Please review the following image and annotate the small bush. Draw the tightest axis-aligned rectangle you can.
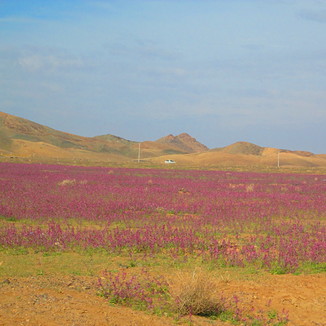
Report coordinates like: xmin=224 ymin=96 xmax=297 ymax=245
xmin=171 ymin=268 xmax=225 ymax=317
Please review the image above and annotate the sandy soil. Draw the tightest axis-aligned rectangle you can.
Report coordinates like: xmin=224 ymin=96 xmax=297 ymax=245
xmin=0 ymin=273 xmax=325 ymax=326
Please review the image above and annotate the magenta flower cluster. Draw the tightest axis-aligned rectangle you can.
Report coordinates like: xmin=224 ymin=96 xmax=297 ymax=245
xmin=0 ymin=163 xmax=325 ymax=272
xmin=98 ymin=268 xmax=169 ymax=310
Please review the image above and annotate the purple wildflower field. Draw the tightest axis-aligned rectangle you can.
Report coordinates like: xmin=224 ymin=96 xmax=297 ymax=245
xmin=0 ymin=162 xmax=325 ymax=273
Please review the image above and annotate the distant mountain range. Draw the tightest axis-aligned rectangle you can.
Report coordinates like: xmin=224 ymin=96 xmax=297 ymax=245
xmin=0 ymin=111 xmax=325 ymax=168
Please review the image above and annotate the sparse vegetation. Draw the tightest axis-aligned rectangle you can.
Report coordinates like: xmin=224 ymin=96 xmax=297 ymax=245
xmin=97 ymin=267 xmax=290 ymax=325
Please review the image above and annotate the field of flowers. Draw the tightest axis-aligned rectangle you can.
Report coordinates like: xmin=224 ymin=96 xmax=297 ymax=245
xmin=0 ymin=162 xmax=325 ymax=275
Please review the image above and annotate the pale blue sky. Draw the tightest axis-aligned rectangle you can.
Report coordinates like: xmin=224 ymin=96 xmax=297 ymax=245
xmin=1 ymin=0 xmax=326 ymax=153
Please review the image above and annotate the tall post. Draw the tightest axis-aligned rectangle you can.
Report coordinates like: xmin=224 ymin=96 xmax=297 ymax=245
xmin=277 ymin=150 xmax=280 ymax=168
xmin=138 ymin=143 xmax=141 ymax=163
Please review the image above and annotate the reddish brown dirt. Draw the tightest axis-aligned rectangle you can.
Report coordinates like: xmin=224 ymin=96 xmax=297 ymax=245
xmin=221 ymin=273 xmax=326 ymax=326
xmin=0 ymin=274 xmax=325 ymax=326
xmin=0 ymin=276 xmax=173 ymax=326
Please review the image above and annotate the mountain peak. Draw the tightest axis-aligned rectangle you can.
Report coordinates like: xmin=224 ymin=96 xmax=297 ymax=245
xmin=156 ymin=133 xmax=208 ymax=153
xmin=178 ymin=132 xmax=191 ymax=137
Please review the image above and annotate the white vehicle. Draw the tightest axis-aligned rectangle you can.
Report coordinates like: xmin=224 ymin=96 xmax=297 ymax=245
xmin=165 ymin=159 xmax=176 ymax=164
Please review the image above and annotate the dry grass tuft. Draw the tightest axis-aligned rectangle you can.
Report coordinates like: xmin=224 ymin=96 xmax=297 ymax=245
xmin=246 ymin=183 xmax=255 ymax=192
xmin=57 ymin=179 xmax=76 ymax=186
xmin=57 ymin=179 xmax=88 ymax=186
xmin=171 ymin=268 xmax=224 ymax=317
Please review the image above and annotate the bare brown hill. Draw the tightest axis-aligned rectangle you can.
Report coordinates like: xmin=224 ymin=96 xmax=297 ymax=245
xmin=152 ymin=141 xmax=326 ymax=169
xmin=157 ymin=133 xmax=209 ymax=153
xmin=212 ymin=141 xmax=316 ymax=158
xmin=0 ymin=111 xmax=101 ymax=151
xmin=151 ymin=150 xmax=326 ymax=169
xmin=0 ymin=112 xmax=197 ymax=162
xmin=212 ymin=141 xmax=265 ymax=156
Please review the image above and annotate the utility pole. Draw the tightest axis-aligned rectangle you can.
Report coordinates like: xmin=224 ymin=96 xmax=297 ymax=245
xmin=277 ymin=150 xmax=280 ymax=168
xmin=137 ymin=143 xmax=141 ymax=163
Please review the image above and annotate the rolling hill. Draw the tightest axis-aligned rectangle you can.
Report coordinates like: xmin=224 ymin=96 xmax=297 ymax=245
xmin=0 ymin=112 xmax=205 ymax=162
xmin=150 ymin=142 xmax=326 ymax=168
xmin=0 ymin=111 xmax=325 ymax=169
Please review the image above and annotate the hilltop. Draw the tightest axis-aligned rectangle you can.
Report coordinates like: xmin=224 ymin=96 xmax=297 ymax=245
xmin=156 ymin=133 xmax=209 ymax=153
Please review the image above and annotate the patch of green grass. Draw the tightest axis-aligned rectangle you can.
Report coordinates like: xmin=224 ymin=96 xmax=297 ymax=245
xmin=217 ymin=309 xmax=289 ymax=326
xmin=0 ymin=246 xmax=29 ymax=255
xmin=42 ymin=251 xmax=62 ymax=257
xmin=0 ymin=250 xmax=111 ymax=277
xmin=299 ymin=262 xmax=326 ymax=274
xmin=270 ymin=264 xmax=288 ymax=275
xmin=0 ymin=249 xmax=166 ymax=277
xmin=218 ymin=310 xmax=238 ymax=323
xmin=0 ymin=215 xmax=17 ymax=222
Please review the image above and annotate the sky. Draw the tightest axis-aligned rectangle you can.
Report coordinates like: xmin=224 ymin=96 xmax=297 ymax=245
xmin=1 ymin=0 xmax=326 ymax=153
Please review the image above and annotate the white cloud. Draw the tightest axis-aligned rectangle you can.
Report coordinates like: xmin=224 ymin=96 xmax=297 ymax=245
xmin=18 ymin=54 xmax=84 ymax=72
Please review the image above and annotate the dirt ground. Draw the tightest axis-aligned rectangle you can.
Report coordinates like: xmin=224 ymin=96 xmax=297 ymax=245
xmin=0 ymin=273 xmax=325 ymax=326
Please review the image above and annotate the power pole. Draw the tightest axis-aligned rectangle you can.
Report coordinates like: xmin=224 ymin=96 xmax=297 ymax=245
xmin=138 ymin=143 xmax=141 ymax=163
xmin=277 ymin=150 xmax=280 ymax=168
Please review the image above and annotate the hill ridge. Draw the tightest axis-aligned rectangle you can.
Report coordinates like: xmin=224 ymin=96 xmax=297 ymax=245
xmin=0 ymin=111 xmax=204 ymax=160
xmin=0 ymin=111 xmax=325 ymax=168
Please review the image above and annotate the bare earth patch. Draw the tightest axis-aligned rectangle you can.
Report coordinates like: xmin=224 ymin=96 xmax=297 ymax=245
xmin=0 ymin=273 xmax=325 ymax=326
xmin=0 ymin=275 xmax=172 ymax=326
